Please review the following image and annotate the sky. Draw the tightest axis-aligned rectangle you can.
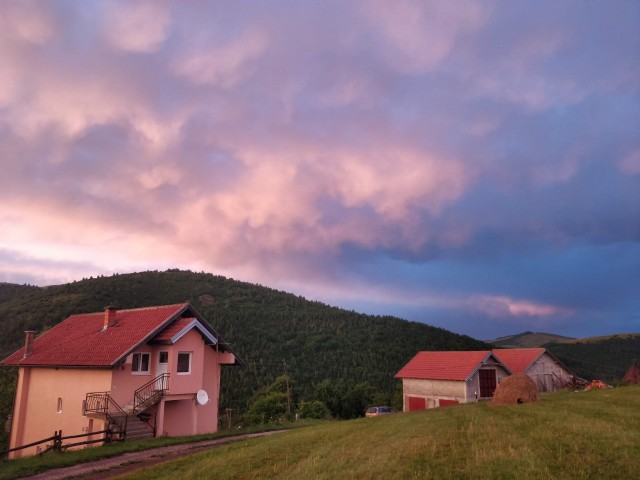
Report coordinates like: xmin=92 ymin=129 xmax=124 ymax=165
xmin=0 ymin=0 xmax=639 ymax=340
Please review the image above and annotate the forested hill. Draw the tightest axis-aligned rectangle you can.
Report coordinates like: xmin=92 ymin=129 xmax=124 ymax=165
xmin=0 ymin=270 xmax=488 ymax=411
xmin=544 ymin=335 xmax=640 ymax=383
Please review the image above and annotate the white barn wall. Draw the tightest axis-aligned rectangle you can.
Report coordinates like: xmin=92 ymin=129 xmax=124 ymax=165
xmin=402 ymin=378 xmax=467 ymax=410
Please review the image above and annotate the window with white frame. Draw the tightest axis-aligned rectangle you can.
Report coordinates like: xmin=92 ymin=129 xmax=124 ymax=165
xmin=131 ymin=352 xmax=150 ymax=374
xmin=177 ymin=352 xmax=191 ymax=374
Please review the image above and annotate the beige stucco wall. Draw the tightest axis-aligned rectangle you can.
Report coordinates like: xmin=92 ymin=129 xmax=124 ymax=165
xmin=10 ymin=367 xmax=111 ymax=458
xmin=526 ymin=353 xmax=573 ymax=392
xmin=402 ymin=378 xmax=467 ymax=411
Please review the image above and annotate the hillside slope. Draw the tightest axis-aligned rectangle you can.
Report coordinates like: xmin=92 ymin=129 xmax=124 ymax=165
xmin=0 ymin=270 xmax=487 ymax=413
xmin=118 ymin=388 xmax=640 ymax=480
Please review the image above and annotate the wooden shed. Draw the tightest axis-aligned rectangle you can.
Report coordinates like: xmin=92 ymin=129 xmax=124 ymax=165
xmin=492 ymin=348 xmax=574 ymax=392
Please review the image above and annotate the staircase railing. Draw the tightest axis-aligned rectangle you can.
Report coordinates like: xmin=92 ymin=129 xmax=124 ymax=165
xmin=134 ymin=373 xmax=170 ymax=414
xmin=84 ymin=392 xmax=128 ymax=440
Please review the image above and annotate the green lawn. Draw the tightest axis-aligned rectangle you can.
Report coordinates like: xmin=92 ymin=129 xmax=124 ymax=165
xmin=116 ymin=387 xmax=640 ymax=480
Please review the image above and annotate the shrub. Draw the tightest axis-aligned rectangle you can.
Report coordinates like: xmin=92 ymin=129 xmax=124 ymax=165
xmin=298 ymin=400 xmax=330 ymax=420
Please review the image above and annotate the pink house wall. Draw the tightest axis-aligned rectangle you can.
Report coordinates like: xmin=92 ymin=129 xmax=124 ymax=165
xmin=9 ymin=325 xmax=236 ymax=455
xmin=165 ymin=329 xmax=204 ymax=394
xmin=162 ymin=400 xmax=194 ymax=436
xmin=156 ymin=330 xmax=234 ymax=436
xmin=196 ymin=346 xmax=221 ymax=433
xmin=110 ymin=346 xmax=155 ymax=406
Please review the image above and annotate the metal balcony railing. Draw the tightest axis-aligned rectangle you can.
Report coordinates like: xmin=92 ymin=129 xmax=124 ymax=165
xmin=133 ymin=373 xmax=169 ymax=414
xmin=84 ymin=392 xmax=128 ymax=439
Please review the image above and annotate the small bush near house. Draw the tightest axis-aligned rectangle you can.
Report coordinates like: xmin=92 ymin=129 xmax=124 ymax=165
xmin=298 ymin=400 xmax=330 ymax=420
xmin=243 ymin=392 xmax=289 ymax=425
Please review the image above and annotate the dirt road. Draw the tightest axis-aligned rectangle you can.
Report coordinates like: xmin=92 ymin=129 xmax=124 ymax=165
xmin=20 ymin=431 xmax=285 ymax=480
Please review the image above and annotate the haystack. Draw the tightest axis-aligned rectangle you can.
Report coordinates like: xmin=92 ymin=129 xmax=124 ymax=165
xmin=622 ymin=364 xmax=640 ymax=385
xmin=492 ymin=373 xmax=540 ymax=405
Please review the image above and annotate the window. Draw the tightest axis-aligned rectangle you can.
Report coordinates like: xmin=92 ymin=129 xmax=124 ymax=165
xmin=177 ymin=352 xmax=191 ymax=374
xmin=57 ymin=397 xmax=63 ymax=413
xmin=132 ymin=352 xmax=150 ymax=374
xmin=159 ymin=351 xmax=169 ymax=364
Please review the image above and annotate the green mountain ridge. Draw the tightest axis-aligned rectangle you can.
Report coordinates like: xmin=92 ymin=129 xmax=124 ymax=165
xmin=0 ymin=270 xmax=487 ymax=423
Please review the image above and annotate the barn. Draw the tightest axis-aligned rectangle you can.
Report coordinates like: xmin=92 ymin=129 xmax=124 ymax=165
xmin=395 ymin=351 xmax=511 ymax=411
xmin=492 ymin=348 xmax=574 ymax=392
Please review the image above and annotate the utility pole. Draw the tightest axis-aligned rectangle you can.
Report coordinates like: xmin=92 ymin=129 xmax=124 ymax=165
xmin=283 ymin=360 xmax=291 ymax=414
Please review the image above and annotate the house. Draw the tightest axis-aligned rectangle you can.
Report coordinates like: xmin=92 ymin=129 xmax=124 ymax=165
xmin=0 ymin=303 xmax=240 ymax=458
xmin=395 ymin=351 xmax=511 ymax=411
xmin=491 ymin=348 xmax=574 ymax=392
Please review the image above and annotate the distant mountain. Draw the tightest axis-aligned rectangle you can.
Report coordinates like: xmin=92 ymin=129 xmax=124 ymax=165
xmin=488 ymin=331 xmax=575 ymax=348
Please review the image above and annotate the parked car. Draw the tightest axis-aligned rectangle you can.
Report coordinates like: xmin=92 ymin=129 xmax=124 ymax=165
xmin=365 ymin=406 xmax=396 ymax=417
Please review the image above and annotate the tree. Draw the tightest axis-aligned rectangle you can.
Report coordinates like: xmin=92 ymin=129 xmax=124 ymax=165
xmin=244 ymin=375 xmax=297 ymax=425
xmin=298 ymin=400 xmax=330 ymax=419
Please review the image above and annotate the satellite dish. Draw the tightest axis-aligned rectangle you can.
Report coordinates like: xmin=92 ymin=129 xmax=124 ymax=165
xmin=196 ymin=390 xmax=209 ymax=405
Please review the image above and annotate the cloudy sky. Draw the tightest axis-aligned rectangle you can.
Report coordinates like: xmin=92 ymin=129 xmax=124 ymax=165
xmin=1 ymin=1 xmax=638 ymax=339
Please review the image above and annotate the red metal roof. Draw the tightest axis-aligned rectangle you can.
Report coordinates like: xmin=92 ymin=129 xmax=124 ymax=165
xmin=395 ymin=351 xmax=501 ymax=381
xmin=492 ymin=348 xmax=545 ymax=373
xmin=0 ymin=304 xmax=190 ymax=368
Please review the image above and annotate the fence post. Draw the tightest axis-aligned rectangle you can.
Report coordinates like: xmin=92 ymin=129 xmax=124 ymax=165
xmin=54 ymin=430 xmax=62 ymax=452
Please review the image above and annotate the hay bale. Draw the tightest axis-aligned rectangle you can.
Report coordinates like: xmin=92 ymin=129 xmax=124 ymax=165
xmin=623 ymin=365 xmax=640 ymax=385
xmin=492 ymin=373 xmax=540 ymax=405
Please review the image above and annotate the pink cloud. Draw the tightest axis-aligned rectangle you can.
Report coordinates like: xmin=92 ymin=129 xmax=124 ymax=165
xmin=172 ymin=28 xmax=269 ymax=87
xmin=102 ymin=0 xmax=172 ymax=53
xmin=361 ymin=0 xmax=487 ymax=73
xmin=472 ymin=295 xmax=573 ymax=318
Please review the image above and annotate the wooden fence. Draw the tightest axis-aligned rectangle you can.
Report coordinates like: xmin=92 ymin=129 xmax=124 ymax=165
xmin=1 ymin=428 xmax=119 ymax=458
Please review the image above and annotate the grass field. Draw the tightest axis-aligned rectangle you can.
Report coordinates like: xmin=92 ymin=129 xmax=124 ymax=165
xmin=0 ymin=424 xmax=296 ymax=480
xmin=116 ymin=387 xmax=640 ymax=480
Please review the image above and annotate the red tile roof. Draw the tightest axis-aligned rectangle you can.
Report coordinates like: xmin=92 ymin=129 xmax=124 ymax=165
xmin=0 ymin=304 xmax=190 ymax=368
xmin=492 ymin=348 xmax=546 ymax=373
xmin=395 ymin=351 xmax=507 ymax=381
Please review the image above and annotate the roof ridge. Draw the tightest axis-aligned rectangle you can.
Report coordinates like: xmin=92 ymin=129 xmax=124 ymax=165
xmin=69 ymin=303 xmax=190 ymax=316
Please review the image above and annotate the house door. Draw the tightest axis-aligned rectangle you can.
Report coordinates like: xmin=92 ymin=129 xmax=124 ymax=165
xmin=479 ymin=369 xmax=497 ymax=398
xmin=157 ymin=351 xmax=169 ymax=389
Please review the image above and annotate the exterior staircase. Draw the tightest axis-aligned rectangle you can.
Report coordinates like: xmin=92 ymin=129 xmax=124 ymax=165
xmin=84 ymin=374 xmax=169 ymax=443
xmin=124 ymin=414 xmax=155 ymax=440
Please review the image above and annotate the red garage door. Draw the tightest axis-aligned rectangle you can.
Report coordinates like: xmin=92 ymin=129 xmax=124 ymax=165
xmin=408 ymin=396 xmax=426 ymax=411
xmin=439 ymin=399 xmax=459 ymax=407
